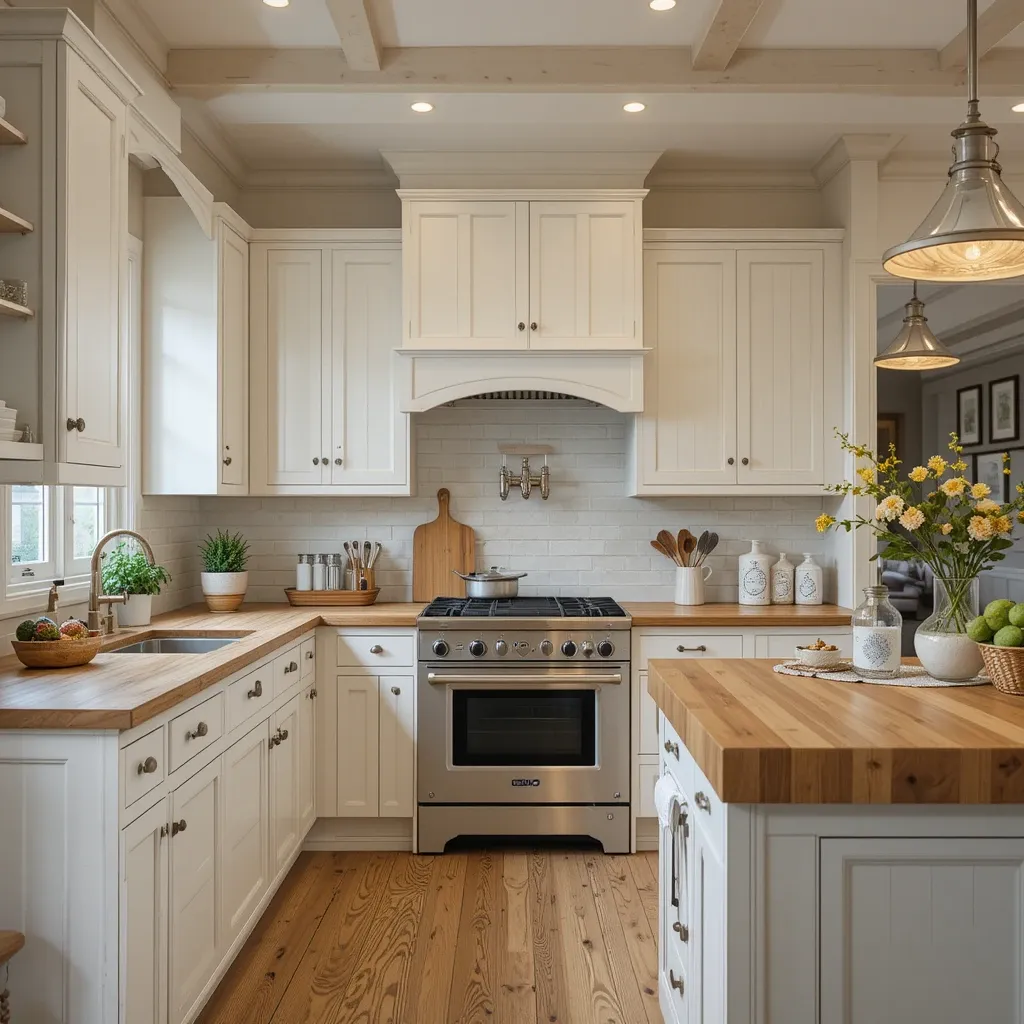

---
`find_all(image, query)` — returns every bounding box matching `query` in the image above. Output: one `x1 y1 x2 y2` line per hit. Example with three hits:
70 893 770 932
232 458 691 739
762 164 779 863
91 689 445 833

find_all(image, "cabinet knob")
66 417 85 432
171 819 187 836
312 457 320 465
305 650 314 660
663 740 680 759
335 458 343 465
672 921 689 943
530 322 538 331
676 645 707 653
742 457 749 466
247 679 263 699
370 644 383 654
695 791 711 813
222 456 232 466
309 688 317 699
137 756 158 775
160 824 169 838
518 322 526 331
391 685 401 695
669 969 684 994
279 728 289 742
186 721 208 741
727 457 735 465
322 456 329 463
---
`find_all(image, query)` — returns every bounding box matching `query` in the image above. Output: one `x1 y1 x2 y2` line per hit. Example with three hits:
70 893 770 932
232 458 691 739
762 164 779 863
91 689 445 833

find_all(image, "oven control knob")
581 640 595 658
561 640 577 657
539 639 553 656
432 639 450 658
494 639 508 656
469 639 487 657
597 639 615 658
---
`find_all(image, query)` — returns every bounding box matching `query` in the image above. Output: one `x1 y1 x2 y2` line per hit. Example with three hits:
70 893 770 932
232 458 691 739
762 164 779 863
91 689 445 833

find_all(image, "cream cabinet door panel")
404 201 527 348
270 696 301 874
378 674 414 818
168 758 221 1024
219 223 248 490
298 682 317 834
529 201 638 349
336 674 380 816
60 49 126 471
121 798 169 1024
736 249 824 486
637 249 737 488
691 814 725 1024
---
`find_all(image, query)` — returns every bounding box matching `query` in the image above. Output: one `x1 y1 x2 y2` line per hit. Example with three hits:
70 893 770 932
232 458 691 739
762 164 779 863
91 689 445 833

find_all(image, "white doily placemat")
774 662 989 688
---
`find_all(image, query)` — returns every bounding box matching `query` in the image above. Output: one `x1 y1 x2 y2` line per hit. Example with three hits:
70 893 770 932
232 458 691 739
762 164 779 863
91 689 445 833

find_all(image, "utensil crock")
674 565 712 606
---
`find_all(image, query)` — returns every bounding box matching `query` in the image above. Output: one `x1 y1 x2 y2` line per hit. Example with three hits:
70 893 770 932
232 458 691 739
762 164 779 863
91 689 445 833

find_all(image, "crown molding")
176 98 247 189
813 133 903 186
646 166 819 191
244 167 397 191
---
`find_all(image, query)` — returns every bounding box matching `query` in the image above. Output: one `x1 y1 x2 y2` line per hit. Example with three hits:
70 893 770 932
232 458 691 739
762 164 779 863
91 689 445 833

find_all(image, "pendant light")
882 0 1024 282
874 282 960 370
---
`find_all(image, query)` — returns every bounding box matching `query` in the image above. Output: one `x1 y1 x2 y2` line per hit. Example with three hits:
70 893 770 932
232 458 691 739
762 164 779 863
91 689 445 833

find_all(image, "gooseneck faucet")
88 529 157 634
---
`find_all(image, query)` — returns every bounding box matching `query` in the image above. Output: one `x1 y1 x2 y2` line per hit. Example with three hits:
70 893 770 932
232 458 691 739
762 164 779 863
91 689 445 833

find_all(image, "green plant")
100 542 171 596
199 530 249 574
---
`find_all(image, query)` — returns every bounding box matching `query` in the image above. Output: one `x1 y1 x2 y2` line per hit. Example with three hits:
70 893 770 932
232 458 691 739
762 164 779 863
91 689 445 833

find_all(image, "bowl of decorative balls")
11 617 104 669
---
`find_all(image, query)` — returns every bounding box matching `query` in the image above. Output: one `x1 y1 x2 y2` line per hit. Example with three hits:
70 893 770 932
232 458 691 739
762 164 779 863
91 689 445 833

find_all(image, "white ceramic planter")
116 594 153 628
201 571 248 613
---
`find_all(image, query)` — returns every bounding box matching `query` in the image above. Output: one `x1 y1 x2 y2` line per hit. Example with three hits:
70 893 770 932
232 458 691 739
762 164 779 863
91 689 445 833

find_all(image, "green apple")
994 625 1024 648
967 616 995 643
986 607 1012 632
985 598 1015 618
1009 604 1024 628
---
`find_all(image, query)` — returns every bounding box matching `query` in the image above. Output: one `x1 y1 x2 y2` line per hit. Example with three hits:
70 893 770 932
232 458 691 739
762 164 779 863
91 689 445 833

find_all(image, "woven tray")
12 634 103 669
774 661 989 688
285 587 379 607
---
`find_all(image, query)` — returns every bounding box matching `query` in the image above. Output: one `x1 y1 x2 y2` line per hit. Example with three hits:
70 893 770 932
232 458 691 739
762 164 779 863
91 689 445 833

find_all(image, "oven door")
417 664 630 805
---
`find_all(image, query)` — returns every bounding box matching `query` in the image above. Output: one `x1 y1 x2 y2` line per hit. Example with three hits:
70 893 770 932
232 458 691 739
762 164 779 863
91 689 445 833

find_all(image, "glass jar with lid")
852 584 903 679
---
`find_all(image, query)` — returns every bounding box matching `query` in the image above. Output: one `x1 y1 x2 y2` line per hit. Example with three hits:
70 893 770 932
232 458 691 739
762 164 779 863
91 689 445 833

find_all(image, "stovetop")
419 596 629 620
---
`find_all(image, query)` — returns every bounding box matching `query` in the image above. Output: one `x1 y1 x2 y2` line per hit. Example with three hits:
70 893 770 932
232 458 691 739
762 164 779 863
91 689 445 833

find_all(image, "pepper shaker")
312 554 328 591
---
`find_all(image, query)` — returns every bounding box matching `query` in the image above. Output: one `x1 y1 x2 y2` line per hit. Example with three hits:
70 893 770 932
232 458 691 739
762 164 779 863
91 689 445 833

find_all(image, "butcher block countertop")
624 602 851 626
648 658 1024 805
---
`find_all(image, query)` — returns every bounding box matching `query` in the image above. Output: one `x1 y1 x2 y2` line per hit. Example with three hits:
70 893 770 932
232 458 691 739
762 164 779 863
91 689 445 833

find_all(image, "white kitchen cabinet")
219 721 269 945
143 199 251 495
250 233 411 495
168 757 221 1024
378 675 415 818
297 680 317 834
121 798 169 1024
631 232 842 496
335 674 380 816
269 695 301 876
690 810 725 1024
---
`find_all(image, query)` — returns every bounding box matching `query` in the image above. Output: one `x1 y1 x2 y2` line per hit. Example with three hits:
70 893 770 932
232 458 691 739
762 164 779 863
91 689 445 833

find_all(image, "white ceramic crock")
675 566 713 606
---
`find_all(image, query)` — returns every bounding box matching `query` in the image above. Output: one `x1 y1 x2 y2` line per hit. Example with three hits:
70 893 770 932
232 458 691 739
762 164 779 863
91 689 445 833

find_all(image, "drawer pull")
247 679 263 699
160 823 169 838
370 644 383 654
663 740 679 759
695 791 711 813
137 756 158 775
171 819 187 836
669 969 684 993
305 650 314 660
676 645 707 653
672 921 689 943
186 721 209 741
391 685 401 695
290 661 298 672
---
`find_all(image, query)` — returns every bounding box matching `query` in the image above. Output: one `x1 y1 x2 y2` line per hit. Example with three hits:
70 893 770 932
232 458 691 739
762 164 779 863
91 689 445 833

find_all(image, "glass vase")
914 576 984 682
852 585 902 679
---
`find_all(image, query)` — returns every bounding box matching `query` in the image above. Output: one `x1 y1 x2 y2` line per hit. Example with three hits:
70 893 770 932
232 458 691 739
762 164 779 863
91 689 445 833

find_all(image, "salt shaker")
295 554 313 592
312 554 328 591
326 553 342 591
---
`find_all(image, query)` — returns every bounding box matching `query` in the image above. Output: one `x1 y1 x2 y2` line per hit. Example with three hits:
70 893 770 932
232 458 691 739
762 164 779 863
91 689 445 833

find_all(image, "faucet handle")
47 579 64 613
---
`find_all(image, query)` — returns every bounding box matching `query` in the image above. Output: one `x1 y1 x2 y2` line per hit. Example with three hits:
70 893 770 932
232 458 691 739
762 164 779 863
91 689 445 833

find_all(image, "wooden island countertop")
648 658 1024 805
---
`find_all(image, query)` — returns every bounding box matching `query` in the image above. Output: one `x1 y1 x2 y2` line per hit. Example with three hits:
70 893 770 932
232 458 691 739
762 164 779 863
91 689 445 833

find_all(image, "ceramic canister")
770 552 796 605
795 553 824 605
738 540 773 606
675 565 713 606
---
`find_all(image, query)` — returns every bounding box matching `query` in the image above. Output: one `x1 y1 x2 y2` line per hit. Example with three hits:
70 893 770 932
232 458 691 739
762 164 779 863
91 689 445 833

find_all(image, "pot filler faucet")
88 529 157 634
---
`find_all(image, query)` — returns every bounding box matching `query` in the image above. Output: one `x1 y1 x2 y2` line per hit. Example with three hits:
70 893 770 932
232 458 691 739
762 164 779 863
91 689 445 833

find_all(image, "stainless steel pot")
452 567 528 598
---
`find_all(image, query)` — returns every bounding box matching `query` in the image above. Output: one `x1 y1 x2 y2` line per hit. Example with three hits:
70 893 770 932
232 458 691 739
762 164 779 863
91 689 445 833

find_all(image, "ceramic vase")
675 565 713 606
116 593 153 628
770 553 795 605
795 553 823 605
914 576 984 682
201 571 249 613
738 541 773 606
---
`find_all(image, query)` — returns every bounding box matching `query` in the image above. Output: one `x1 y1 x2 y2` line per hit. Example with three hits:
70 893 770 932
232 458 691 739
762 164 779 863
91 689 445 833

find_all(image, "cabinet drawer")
758 631 852 659
274 646 302 696
638 633 744 670
336 632 415 669
226 665 274 733
122 725 165 808
638 761 659 818
169 692 224 772
300 637 316 679
659 713 693 800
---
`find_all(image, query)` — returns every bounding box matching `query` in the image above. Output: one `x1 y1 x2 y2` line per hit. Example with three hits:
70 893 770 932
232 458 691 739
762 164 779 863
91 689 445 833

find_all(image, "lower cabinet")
335 674 380 815
378 676 415 817
270 695 301 874
298 681 317 835
691 813 725 1024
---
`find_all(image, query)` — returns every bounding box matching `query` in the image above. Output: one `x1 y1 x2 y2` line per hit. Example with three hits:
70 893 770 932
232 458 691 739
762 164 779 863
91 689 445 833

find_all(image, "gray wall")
877 367 923 468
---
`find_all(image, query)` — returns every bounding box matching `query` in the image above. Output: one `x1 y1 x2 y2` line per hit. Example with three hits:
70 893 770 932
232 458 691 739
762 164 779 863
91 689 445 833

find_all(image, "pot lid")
454 566 529 581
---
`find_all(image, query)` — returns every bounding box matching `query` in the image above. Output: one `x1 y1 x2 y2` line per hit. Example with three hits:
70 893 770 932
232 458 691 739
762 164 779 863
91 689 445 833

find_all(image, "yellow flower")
908 466 929 483
951 460 968 472
874 494 906 522
856 467 875 484
994 515 1013 536
940 523 954 535
1018 511 1024 524
898 507 925 531
975 498 1001 514
968 516 996 541
815 514 836 533
939 477 968 497
928 455 947 476
971 482 992 499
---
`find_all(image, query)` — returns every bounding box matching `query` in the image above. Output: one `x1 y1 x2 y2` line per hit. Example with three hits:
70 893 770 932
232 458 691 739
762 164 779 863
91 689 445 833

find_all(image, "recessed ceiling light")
263 0 289 7
1013 102 1024 113
623 102 646 113
650 0 676 9
411 102 434 113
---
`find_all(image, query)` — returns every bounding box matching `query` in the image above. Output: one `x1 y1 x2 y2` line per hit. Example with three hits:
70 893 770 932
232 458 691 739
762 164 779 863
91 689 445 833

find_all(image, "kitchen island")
648 658 1024 1024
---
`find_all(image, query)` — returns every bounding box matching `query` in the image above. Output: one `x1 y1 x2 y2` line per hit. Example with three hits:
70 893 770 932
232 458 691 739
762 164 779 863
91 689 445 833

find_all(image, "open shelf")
0 206 32 233
0 117 26 145
0 297 32 319
0 441 42 461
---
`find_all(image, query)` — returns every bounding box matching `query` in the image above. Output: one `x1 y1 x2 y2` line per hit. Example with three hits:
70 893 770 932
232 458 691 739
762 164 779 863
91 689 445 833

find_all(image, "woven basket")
978 643 1024 696
12 634 103 669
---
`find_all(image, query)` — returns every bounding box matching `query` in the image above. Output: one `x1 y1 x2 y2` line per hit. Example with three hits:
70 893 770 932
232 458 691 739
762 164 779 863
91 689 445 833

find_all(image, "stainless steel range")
416 596 631 854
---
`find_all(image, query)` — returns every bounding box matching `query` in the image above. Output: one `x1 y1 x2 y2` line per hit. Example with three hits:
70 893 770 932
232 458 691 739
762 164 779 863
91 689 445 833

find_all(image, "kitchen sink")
110 636 242 655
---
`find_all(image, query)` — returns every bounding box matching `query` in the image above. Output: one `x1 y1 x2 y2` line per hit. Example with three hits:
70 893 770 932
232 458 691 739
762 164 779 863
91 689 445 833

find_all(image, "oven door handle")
426 671 622 685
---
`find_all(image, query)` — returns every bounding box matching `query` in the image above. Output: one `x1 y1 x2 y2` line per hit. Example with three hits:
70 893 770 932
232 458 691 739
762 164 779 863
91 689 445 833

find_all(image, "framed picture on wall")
990 376 1020 444
957 385 983 446
974 451 1010 503
1008 448 1024 506
877 414 902 459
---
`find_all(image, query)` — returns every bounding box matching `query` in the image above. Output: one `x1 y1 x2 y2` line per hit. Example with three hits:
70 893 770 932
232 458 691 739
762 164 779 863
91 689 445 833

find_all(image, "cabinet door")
252 247 328 488
60 48 127 472
635 249 737 490
820 837 1024 1024
297 682 317 834
659 796 691 1024
691 814 725 1024
168 758 221 1024
122 798 169 1024
270 695 301 874
736 249 824 485
404 201 527 349
219 222 248 490
378 674 414 817
329 247 409 489
529 201 639 349
336 674 380 816
220 721 269 944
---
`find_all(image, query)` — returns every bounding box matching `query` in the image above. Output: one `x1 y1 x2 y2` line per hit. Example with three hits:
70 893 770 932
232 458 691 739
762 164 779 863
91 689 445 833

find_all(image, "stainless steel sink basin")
111 636 242 655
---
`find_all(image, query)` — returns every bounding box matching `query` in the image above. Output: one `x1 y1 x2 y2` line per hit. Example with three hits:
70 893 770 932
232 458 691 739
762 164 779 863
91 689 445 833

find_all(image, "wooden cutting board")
412 488 476 601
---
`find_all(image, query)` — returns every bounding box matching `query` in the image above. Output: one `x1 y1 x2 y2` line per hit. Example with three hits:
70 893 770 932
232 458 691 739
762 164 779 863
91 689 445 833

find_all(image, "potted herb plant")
199 530 250 612
101 542 172 627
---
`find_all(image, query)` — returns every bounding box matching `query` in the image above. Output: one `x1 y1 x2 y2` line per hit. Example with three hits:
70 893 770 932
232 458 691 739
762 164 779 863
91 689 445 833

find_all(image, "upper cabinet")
249 231 411 496
0 11 139 485
400 191 644 351
630 231 843 496
143 198 251 496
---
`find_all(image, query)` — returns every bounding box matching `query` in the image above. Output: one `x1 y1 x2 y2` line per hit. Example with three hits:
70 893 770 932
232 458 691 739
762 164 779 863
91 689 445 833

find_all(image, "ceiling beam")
325 0 382 72
692 0 766 72
938 0 1024 69
165 45 1024 96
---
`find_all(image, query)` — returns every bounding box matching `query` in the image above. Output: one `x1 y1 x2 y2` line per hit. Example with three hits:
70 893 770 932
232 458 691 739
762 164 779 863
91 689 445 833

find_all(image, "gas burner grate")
419 596 628 618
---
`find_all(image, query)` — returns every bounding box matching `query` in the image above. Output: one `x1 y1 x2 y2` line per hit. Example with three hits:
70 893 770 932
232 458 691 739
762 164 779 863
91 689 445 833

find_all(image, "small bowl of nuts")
794 638 845 669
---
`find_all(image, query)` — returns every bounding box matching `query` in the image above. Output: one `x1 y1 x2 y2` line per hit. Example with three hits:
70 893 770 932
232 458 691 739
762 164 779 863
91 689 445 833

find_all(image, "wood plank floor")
198 850 662 1024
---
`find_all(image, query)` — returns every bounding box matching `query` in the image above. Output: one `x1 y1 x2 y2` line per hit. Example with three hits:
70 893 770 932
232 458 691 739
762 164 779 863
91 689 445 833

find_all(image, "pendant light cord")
967 0 979 119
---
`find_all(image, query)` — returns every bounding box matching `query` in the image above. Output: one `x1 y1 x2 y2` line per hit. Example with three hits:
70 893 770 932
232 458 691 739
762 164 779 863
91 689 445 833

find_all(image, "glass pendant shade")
874 285 960 370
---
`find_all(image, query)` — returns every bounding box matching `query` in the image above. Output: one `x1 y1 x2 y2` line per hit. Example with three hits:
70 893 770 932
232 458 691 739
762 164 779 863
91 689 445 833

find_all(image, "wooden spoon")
657 530 681 566
678 529 696 568
651 538 679 565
